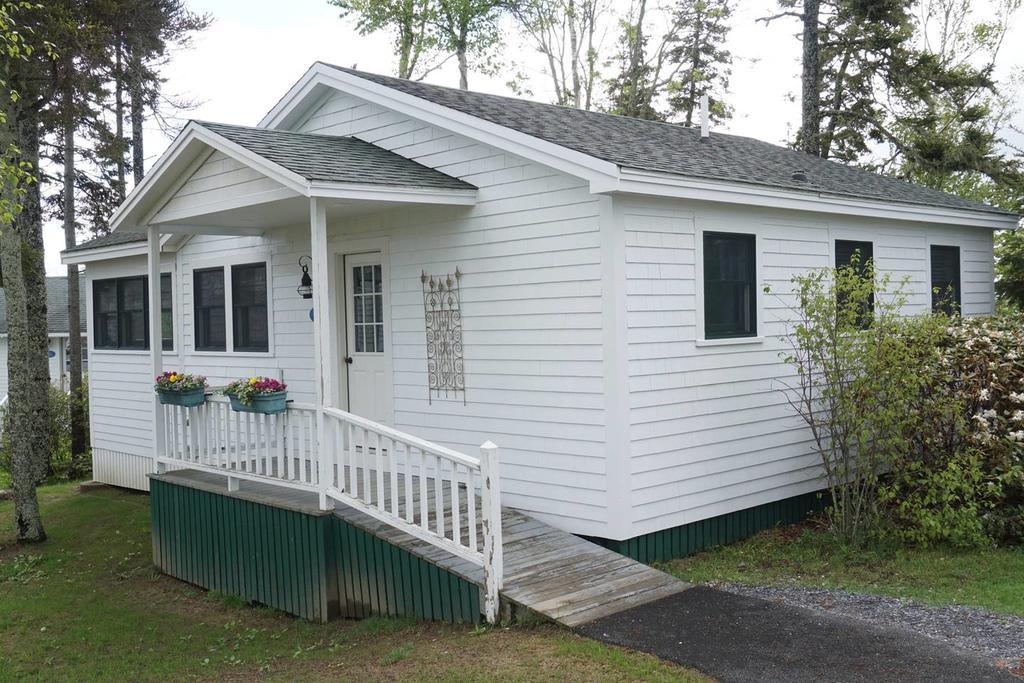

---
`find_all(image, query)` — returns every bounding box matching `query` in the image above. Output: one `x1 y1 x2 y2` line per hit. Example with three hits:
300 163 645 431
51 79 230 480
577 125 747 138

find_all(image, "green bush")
783 262 1023 548
887 316 1024 546
0 377 90 485
780 258 933 543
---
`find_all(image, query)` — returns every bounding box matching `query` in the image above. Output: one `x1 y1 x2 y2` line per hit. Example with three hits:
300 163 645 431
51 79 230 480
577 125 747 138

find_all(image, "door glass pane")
352 263 384 354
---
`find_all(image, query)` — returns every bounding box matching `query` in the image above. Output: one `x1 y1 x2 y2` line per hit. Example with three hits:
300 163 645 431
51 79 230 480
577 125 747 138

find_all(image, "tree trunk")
62 58 87 476
567 0 581 108
129 51 145 185
2 104 50 543
457 34 468 90
114 36 126 201
799 0 821 156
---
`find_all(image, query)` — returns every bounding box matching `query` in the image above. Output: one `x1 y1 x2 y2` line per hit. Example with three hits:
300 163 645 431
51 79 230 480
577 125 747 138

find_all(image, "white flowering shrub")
784 260 1023 547
889 315 1024 546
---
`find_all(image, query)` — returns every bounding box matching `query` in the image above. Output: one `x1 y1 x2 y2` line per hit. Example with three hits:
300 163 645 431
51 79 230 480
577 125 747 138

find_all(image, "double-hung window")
930 245 961 314
835 239 874 328
92 273 173 350
232 263 269 352
193 262 269 353
703 231 757 339
194 268 226 351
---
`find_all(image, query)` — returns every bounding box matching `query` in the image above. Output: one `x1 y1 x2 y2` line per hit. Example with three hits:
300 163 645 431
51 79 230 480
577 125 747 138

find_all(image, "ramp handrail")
155 395 503 622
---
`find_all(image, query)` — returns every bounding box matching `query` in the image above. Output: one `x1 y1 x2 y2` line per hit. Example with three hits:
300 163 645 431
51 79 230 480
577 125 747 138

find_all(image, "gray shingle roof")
63 231 147 254
197 121 476 191
0 275 87 335
325 63 1016 217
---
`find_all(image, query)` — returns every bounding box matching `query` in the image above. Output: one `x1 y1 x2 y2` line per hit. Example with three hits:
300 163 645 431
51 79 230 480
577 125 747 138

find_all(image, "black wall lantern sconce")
297 255 313 299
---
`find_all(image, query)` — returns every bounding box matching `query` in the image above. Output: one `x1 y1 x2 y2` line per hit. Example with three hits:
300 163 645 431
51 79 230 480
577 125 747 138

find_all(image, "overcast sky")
44 0 1024 274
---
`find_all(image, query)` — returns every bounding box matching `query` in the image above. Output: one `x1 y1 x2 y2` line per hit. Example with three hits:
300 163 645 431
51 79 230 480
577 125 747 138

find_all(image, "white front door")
344 252 392 424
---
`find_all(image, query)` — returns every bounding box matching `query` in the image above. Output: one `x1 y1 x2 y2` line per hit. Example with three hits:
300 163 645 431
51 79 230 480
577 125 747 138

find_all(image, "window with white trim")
92 273 173 350
703 231 757 339
192 261 270 353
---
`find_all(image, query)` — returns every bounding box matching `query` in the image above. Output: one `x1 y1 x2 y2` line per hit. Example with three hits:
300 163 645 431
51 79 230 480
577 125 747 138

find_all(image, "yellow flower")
249 377 258 385
169 374 178 382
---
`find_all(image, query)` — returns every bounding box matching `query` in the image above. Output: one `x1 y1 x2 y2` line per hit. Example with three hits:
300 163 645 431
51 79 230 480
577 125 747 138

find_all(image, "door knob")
344 356 353 364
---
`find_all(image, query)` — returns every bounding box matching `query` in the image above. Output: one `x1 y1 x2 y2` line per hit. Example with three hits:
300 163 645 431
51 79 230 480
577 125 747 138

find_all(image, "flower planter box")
157 387 207 408
228 391 287 415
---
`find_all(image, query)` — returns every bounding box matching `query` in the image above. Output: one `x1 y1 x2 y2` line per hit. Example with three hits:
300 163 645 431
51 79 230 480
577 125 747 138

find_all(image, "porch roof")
195 122 474 191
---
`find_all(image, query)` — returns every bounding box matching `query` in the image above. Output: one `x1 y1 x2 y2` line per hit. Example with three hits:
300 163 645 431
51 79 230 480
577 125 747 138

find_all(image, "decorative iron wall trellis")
422 269 466 404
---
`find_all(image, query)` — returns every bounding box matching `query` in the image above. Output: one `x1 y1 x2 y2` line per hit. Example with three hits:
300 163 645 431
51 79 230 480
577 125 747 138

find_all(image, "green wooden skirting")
333 518 480 623
590 490 827 564
150 477 480 624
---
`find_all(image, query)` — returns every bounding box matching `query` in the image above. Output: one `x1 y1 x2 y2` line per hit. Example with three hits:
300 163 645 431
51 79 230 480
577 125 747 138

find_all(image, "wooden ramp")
153 469 689 628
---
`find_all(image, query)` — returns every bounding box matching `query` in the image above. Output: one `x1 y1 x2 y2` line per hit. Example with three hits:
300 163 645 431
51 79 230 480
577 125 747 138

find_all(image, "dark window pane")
703 232 757 339
835 240 875 328
118 278 147 349
931 245 961 314
231 263 268 352
160 273 173 351
93 280 118 349
194 268 226 351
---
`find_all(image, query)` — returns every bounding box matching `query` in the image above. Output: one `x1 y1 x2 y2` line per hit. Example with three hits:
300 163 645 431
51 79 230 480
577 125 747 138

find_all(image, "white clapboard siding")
151 150 298 223
85 233 317 480
623 197 996 537
296 90 608 534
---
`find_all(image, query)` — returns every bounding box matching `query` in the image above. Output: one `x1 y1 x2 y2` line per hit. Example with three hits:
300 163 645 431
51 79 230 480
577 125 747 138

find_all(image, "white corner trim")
602 168 1019 230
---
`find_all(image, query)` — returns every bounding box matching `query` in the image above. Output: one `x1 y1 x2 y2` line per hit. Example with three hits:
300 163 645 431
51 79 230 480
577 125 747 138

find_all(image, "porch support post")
310 197 334 510
147 225 165 473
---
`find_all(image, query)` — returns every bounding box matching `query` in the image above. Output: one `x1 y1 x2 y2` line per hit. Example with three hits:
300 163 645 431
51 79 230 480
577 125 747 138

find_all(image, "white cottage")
62 63 1018 558
0 275 88 397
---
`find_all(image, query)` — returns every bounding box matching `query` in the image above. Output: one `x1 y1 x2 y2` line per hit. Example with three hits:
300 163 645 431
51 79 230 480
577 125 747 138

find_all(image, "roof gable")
318 65 1012 219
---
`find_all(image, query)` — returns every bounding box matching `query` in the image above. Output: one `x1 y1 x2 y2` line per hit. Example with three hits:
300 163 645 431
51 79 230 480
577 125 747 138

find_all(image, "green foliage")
873 316 1024 547
996 228 1024 310
784 265 1024 548
0 378 90 484
780 257 925 543
604 0 733 124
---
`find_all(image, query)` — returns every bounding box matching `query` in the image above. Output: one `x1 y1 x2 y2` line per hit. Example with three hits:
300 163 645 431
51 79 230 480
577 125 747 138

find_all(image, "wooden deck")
155 468 689 628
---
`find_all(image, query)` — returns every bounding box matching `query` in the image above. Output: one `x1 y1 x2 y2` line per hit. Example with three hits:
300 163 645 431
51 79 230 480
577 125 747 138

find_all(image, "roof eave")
61 234 180 265
598 168 1020 230
309 180 477 205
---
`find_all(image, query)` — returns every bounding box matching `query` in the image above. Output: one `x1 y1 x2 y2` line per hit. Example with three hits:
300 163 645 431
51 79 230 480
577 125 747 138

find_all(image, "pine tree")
665 0 732 126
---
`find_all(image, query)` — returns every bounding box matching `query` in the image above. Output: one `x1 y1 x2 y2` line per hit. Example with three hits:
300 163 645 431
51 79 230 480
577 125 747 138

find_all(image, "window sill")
695 336 764 348
90 349 179 356
189 351 274 358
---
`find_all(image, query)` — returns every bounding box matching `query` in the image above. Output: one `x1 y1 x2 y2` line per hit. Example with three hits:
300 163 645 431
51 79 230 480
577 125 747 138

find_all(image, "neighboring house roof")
323 63 1015 218
197 121 476 191
64 231 147 254
0 275 87 335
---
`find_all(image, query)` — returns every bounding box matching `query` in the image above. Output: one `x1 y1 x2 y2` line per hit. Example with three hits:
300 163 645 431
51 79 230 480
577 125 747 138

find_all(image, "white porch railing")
155 395 504 622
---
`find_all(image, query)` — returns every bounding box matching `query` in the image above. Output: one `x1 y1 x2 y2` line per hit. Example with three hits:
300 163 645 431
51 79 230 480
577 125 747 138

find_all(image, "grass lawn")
662 522 1024 617
0 483 710 682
